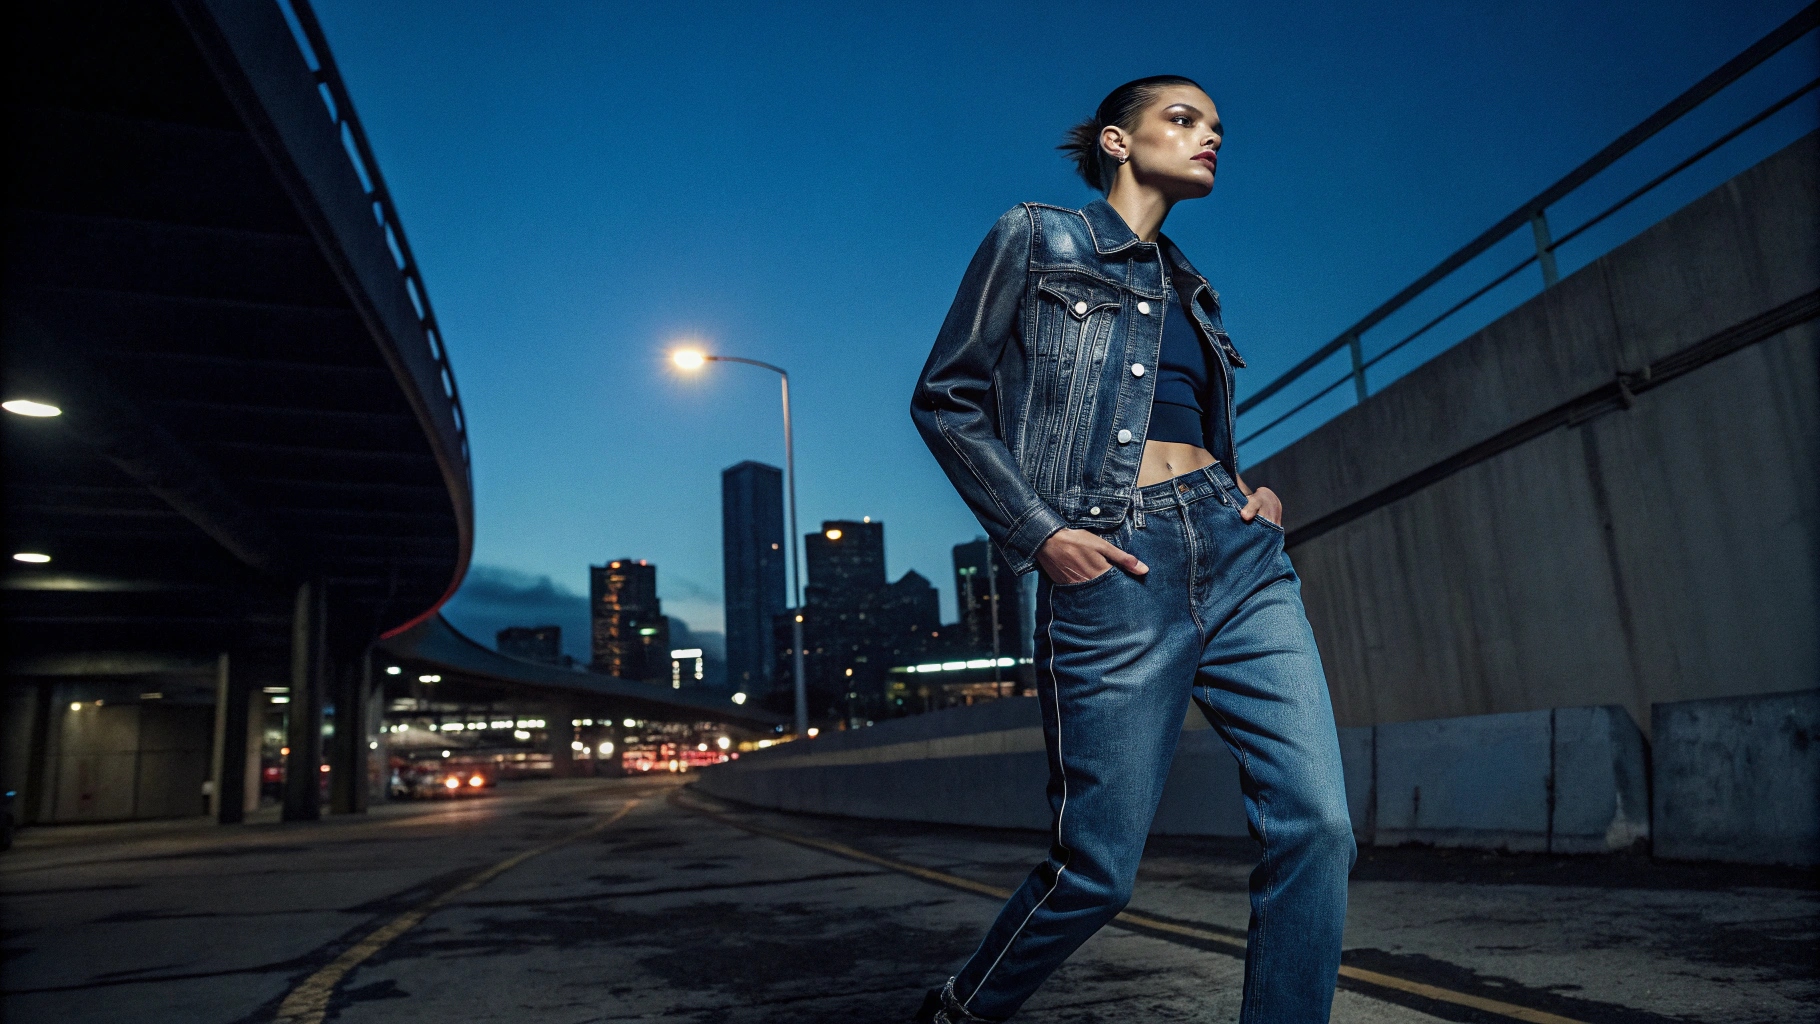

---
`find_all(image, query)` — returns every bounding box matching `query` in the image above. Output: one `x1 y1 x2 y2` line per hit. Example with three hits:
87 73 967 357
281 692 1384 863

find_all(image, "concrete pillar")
328 651 368 815
283 580 326 822
242 686 263 816
365 669 388 806
15 681 54 825
209 652 253 824
547 699 577 779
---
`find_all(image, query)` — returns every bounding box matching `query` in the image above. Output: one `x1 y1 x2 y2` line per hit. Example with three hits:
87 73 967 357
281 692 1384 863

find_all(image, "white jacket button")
1137 301 1151 315
1073 301 1088 315
1117 428 1133 444
1131 362 1145 377
1089 506 1101 516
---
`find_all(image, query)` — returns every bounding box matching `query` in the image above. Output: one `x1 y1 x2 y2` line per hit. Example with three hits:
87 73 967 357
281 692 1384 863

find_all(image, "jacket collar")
1080 198 1142 255
1156 233 1212 300
1080 199 1209 289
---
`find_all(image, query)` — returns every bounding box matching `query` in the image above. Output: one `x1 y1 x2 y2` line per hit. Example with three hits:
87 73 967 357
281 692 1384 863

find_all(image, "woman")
909 76 1356 1023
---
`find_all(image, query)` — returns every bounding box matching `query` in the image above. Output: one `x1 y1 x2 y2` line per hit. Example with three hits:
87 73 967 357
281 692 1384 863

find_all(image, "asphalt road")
1 776 1814 1023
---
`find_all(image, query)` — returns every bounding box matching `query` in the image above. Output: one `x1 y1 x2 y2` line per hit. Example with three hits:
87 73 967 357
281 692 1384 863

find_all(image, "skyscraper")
953 537 1022 660
772 518 943 720
590 559 669 683
721 461 785 697
804 519 885 608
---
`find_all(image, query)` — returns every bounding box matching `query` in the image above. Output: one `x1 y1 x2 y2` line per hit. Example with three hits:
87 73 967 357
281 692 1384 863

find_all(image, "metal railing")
1237 3 1819 455
274 0 472 476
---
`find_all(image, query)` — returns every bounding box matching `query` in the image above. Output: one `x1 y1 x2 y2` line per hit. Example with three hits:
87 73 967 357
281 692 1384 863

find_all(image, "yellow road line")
673 790 1587 1024
273 798 640 1024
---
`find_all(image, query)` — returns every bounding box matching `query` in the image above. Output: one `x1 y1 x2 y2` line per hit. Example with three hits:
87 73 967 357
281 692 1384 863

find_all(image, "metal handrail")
1236 2 1819 452
274 0 472 476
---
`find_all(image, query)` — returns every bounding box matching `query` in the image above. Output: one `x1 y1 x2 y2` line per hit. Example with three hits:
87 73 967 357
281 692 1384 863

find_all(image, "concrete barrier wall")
699 698 1253 836
1342 706 1650 853
702 699 1655 854
1652 689 1819 866
1246 132 1819 735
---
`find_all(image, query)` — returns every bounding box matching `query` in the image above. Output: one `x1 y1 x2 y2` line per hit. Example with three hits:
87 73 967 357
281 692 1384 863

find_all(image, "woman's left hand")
1239 484 1283 527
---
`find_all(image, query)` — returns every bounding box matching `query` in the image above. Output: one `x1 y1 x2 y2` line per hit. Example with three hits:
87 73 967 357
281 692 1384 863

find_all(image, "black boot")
911 986 945 1024
911 978 1001 1024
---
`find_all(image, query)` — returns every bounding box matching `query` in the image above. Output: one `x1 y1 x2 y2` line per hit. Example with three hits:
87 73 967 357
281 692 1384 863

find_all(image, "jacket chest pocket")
1033 274 1121 361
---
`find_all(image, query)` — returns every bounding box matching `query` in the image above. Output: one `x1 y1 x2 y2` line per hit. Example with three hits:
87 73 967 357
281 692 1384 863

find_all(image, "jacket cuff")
1001 503 1069 576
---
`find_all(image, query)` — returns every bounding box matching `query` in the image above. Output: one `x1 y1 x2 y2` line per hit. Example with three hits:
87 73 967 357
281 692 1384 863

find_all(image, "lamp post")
671 349 808 738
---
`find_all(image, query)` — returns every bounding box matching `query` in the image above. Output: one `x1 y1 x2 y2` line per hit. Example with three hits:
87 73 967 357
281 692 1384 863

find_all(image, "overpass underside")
0 1 480 829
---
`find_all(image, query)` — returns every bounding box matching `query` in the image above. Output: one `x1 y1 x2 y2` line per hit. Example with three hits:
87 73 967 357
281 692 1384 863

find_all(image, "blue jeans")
951 464 1356 1022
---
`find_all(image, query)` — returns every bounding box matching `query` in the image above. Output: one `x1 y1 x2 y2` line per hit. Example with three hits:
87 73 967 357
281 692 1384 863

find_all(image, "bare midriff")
1137 440 1218 487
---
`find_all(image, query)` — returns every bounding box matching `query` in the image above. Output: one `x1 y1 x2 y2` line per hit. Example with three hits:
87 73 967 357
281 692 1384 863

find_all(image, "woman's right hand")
1036 528 1148 585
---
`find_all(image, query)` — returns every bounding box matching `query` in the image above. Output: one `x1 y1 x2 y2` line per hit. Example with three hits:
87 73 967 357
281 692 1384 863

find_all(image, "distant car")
394 760 494 799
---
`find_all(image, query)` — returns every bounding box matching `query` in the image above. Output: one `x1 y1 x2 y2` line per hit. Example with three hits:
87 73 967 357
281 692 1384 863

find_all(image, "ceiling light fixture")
2 399 61 417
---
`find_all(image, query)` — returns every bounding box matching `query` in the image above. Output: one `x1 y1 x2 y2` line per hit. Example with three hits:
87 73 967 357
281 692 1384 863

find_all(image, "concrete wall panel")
1652 690 1819 866
1583 323 1820 715
1295 428 1640 729
1375 710 1552 850
1551 706 1651 853
51 704 139 823
133 704 211 820
1249 132 1818 733
1334 705 1648 853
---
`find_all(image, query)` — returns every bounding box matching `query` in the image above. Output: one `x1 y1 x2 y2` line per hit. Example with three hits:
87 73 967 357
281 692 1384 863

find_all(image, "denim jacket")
910 198 1246 575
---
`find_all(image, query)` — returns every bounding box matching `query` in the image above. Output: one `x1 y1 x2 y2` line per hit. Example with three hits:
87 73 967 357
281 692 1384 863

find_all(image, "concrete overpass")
375 614 785 779
0 0 764 831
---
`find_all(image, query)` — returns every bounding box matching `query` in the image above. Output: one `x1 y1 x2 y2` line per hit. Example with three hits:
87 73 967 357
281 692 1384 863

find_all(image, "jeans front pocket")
1047 517 1133 590
1051 562 1121 590
1222 481 1284 533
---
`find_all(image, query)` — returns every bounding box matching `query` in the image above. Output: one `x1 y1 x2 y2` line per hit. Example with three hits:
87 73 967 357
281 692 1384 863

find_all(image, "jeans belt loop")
1131 485 1145 528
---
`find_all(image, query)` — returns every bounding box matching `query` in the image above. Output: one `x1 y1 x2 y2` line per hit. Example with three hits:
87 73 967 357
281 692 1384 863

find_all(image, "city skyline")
451 503 1021 670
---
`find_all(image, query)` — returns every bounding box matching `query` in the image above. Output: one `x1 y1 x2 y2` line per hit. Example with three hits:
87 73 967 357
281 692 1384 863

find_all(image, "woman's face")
1106 85 1223 199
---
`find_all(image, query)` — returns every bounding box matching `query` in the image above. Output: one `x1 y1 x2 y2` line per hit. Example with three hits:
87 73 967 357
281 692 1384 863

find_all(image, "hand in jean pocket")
1237 482 1283 527
1036 527 1148 585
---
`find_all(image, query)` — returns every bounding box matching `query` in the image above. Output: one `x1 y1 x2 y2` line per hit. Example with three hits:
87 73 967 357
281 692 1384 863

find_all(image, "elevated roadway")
1 0 762 831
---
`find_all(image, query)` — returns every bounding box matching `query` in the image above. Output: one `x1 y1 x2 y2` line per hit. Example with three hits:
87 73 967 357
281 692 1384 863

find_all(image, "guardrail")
1237 3 1819 455
272 0 472 476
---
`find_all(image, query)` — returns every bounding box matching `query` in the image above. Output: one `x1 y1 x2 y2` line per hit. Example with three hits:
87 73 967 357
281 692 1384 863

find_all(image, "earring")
1117 154 1128 164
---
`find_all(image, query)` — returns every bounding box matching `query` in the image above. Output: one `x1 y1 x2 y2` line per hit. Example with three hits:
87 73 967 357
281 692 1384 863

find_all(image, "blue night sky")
305 1 1816 658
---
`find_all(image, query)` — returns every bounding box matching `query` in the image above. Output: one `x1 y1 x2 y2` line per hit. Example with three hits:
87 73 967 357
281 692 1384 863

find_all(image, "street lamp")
671 348 809 738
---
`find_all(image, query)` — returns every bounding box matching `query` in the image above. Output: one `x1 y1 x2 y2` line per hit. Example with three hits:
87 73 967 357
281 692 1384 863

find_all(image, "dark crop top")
1148 282 1220 447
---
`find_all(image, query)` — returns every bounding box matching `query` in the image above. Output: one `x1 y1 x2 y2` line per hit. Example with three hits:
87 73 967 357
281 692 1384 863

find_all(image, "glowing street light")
12 553 51 564
670 345 809 738
2 399 61 418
